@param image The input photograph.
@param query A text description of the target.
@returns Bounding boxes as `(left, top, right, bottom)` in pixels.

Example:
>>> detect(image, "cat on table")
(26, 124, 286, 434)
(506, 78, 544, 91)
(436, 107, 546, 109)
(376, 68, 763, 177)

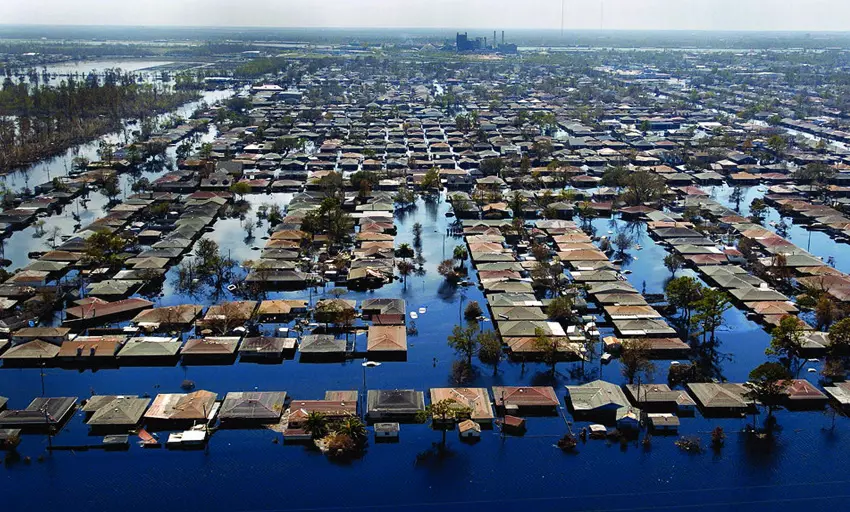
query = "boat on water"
(418, 307, 427, 314)
(410, 312, 418, 320)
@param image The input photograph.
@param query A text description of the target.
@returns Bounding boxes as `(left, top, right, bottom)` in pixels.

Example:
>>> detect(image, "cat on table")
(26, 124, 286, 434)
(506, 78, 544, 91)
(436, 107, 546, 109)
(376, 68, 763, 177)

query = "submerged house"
(366, 325, 408, 359)
(492, 386, 559, 415)
(299, 334, 347, 361)
(83, 396, 151, 430)
(686, 383, 752, 416)
(219, 392, 287, 424)
(366, 389, 425, 421)
(565, 380, 633, 424)
(0, 397, 77, 430)
(144, 390, 218, 426)
(430, 387, 495, 424)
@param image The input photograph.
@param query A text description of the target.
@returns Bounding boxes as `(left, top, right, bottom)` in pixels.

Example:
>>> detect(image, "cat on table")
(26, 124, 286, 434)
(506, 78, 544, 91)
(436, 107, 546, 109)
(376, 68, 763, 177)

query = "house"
(84, 396, 151, 429)
(133, 305, 203, 332)
(287, 399, 357, 426)
(824, 382, 850, 407)
(565, 380, 630, 422)
(57, 336, 123, 365)
(117, 336, 183, 363)
(366, 389, 425, 421)
(64, 297, 154, 326)
(366, 325, 407, 359)
(180, 337, 241, 362)
(625, 384, 696, 414)
(458, 419, 481, 439)
(239, 337, 297, 361)
(0, 397, 77, 430)
(646, 413, 680, 433)
(1, 339, 61, 364)
(374, 422, 400, 440)
(219, 392, 287, 424)
(784, 379, 828, 409)
(686, 383, 752, 416)
(11, 327, 70, 345)
(500, 414, 526, 434)
(492, 386, 559, 415)
(144, 390, 218, 425)
(299, 334, 347, 361)
(361, 298, 406, 318)
(430, 387, 495, 423)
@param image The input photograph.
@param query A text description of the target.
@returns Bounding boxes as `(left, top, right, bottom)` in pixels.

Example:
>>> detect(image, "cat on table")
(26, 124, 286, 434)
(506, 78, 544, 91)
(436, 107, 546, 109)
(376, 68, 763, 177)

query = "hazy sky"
(1, 0, 849, 31)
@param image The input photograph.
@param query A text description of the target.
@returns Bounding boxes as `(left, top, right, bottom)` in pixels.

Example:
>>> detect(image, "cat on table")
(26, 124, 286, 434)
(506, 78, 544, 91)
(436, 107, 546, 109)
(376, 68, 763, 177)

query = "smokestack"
(494, 31, 497, 48)
(484, 37, 487, 47)
(502, 31, 505, 45)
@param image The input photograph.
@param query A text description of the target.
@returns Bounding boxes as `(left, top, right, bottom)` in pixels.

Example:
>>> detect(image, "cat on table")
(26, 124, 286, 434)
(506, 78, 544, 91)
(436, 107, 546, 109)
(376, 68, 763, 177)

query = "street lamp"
(361, 360, 381, 419)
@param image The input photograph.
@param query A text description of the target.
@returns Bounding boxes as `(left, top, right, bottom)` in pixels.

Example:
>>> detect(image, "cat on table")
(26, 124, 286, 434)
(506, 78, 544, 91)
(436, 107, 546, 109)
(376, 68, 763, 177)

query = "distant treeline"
(0, 75, 199, 173)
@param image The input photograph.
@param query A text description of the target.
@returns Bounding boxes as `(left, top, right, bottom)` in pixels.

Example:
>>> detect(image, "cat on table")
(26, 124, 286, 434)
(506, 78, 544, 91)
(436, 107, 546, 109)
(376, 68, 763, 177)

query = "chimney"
(502, 31, 505, 45)
(494, 31, 497, 48)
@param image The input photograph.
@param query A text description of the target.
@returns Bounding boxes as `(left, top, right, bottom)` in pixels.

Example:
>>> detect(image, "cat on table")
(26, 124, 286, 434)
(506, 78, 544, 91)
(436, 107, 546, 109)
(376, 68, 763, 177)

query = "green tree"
(447, 324, 479, 366)
(620, 339, 656, 384)
(828, 317, 850, 356)
(744, 362, 791, 431)
(83, 229, 130, 267)
(621, 170, 665, 206)
(477, 330, 503, 375)
(304, 411, 329, 440)
(767, 314, 806, 374)
(546, 295, 574, 322)
(533, 327, 561, 375)
(421, 167, 441, 193)
(691, 288, 731, 344)
(229, 181, 251, 201)
(665, 276, 703, 325)
(416, 398, 471, 448)
(664, 253, 685, 277)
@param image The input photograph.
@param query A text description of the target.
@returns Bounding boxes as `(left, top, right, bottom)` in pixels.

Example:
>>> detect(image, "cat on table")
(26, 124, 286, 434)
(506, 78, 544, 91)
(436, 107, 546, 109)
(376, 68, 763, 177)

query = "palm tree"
(304, 411, 329, 440)
(335, 416, 367, 444)
(452, 245, 468, 267)
(397, 260, 415, 288)
(396, 243, 415, 259)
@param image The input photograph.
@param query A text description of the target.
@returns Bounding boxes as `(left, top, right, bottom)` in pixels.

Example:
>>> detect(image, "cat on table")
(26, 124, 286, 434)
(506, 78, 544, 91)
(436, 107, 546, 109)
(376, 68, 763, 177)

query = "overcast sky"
(1, 0, 849, 31)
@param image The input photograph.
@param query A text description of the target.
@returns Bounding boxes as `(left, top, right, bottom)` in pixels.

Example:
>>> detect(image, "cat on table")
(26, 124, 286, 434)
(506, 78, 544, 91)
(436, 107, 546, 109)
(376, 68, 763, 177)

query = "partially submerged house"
(83, 396, 151, 430)
(367, 389, 425, 421)
(144, 390, 218, 426)
(0, 397, 77, 430)
(686, 383, 753, 416)
(366, 325, 408, 359)
(492, 386, 559, 415)
(430, 387, 495, 423)
(565, 380, 633, 423)
(219, 391, 287, 424)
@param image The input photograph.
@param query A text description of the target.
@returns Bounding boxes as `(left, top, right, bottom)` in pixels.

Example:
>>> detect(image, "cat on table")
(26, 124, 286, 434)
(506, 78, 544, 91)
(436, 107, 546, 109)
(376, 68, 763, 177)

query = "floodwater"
(2, 183, 850, 511)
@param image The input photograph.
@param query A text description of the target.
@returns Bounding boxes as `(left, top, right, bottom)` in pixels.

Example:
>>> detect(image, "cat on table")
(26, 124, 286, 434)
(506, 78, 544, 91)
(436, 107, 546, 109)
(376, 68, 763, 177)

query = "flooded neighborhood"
(1, 10, 850, 512)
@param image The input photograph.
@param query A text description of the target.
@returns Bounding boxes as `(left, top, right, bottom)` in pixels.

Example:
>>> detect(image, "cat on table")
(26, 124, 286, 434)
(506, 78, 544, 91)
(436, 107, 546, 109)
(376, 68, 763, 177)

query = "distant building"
(456, 32, 482, 52)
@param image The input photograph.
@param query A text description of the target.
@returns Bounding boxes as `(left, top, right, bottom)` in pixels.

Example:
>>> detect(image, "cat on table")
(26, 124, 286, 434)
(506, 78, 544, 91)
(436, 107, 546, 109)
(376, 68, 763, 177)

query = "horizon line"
(0, 23, 849, 35)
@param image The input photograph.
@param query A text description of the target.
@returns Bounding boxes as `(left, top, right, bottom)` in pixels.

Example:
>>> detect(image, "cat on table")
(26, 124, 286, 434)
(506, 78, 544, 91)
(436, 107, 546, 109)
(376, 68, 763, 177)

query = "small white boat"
(807, 368, 818, 373)
(418, 307, 427, 314)
(410, 312, 418, 320)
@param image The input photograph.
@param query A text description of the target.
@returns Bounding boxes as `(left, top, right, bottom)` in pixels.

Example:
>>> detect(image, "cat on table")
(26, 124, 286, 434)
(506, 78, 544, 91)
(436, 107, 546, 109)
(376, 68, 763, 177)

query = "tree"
(546, 295, 574, 322)
(664, 253, 685, 277)
(100, 174, 121, 202)
(464, 301, 483, 320)
(131, 177, 151, 193)
(665, 276, 703, 325)
(533, 327, 561, 375)
(416, 398, 471, 448)
(613, 232, 633, 255)
(452, 245, 468, 266)
(479, 157, 504, 176)
(98, 141, 115, 163)
(828, 317, 850, 356)
(420, 167, 441, 194)
(438, 259, 461, 283)
(509, 191, 526, 219)
(83, 229, 129, 267)
(447, 324, 479, 367)
(304, 411, 329, 440)
(744, 362, 791, 431)
(229, 181, 251, 201)
(620, 339, 656, 384)
(815, 295, 839, 330)
(198, 143, 213, 160)
(395, 259, 414, 288)
(600, 166, 628, 187)
(767, 314, 806, 374)
(396, 243, 415, 259)
(621, 170, 665, 206)
(749, 198, 767, 224)
(766, 134, 787, 156)
(691, 288, 732, 344)
(477, 330, 502, 375)
(334, 416, 367, 445)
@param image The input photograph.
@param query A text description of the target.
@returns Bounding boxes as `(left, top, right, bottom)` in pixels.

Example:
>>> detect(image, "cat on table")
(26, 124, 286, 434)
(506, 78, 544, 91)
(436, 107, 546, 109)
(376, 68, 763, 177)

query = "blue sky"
(1, 0, 849, 31)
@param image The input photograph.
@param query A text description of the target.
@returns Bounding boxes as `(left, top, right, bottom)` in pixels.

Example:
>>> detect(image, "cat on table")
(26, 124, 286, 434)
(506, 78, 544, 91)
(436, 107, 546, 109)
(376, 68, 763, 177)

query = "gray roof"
(219, 392, 287, 421)
(117, 339, 183, 358)
(367, 389, 425, 416)
(300, 335, 346, 353)
(361, 298, 406, 316)
(565, 380, 629, 412)
(686, 383, 751, 410)
(0, 397, 77, 427)
(86, 396, 151, 426)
